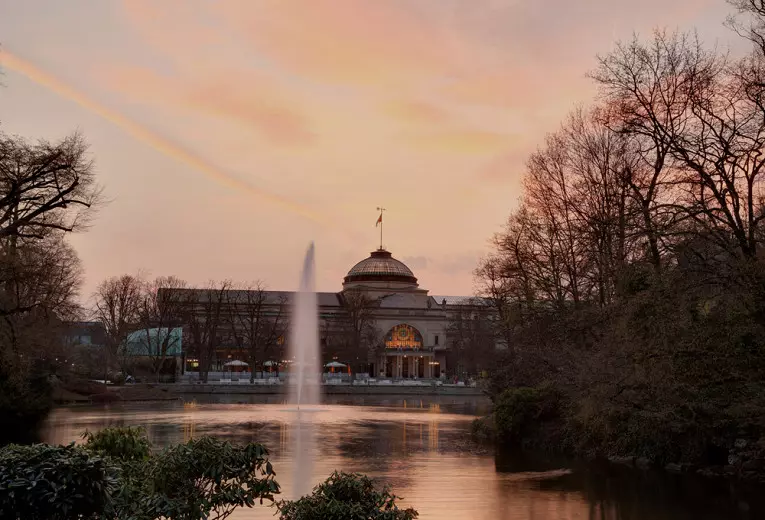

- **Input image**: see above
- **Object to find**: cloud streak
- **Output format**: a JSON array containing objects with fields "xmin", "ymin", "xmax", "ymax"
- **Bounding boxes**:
[{"xmin": 1, "ymin": 50, "xmax": 328, "ymax": 227}]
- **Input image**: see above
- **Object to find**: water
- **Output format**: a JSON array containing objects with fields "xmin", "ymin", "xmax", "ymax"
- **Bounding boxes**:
[
  {"xmin": 39, "ymin": 396, "xmax": 765, "ymax": 519},
  {"xmin": 287, "ymin": 242, "xmax": 321, "ymax": 496}
]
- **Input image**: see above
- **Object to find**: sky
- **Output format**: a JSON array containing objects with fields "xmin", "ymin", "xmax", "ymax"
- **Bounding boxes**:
[{"xmin": 0, "ymin": 0, "xmax": 745, "ymax": 301}]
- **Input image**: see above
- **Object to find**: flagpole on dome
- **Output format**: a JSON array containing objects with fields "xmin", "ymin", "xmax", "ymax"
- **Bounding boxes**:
[{"xmin": 376, "ymin": 207, "xmax": 386, "ymax": 251}]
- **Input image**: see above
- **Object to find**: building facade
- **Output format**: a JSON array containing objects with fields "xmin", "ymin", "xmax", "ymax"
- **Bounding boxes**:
[{"xmin": 167, "ymin": 247, "xmax": 494, "ymax": 378}]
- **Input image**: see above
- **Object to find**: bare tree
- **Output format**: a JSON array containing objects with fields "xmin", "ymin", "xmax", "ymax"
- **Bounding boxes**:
[
  {"xmin": 445, "ymin": 298, "xmax": 495, "ymax": 379},
  {"xmin": 228, "ymin": 282, "xmax": 288, "ymax": 382},
  {"xmin": 134, "ymin": 276, "xmax": 187, "ymax": 381},
  {"xmin": 331, "ymin": 288, "xmax": 382, "ymax": 375},
  {"xmin": 0, "ymin": 131, "xmax": 101, "ymax": 241},
  {"xmin": 728, "ymin": 1, "xmax": 765, "ymax": 57},
  {"xmin": 0, "ymin": 130, "xmax": 98, "ymax": 430},
  {"xmin": 592, "ymin": 31, "xmax": 765, "ymax": 263},
  {"xmin": 182, "ymin": 281, "xmax": 232, "ymax": 383},
  {"xmin": 92, "ymin": 274, "xmax": 142, "ymax": 377}
]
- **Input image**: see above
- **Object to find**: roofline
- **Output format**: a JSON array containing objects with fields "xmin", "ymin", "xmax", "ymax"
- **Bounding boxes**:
[{"xmin": 343, "ymin": 273, "xmax": 418, "ymax": 285}]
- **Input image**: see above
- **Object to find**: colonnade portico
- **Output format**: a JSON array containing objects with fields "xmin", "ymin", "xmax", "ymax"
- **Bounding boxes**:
[{"xmin": 375, "ymin": 351, "xmax": 440, "ymax": 379}]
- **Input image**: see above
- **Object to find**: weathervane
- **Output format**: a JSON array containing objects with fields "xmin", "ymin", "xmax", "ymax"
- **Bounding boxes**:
[{"xmin": 376, "ymin": 207, "xmax": 386, "ymax": 250}]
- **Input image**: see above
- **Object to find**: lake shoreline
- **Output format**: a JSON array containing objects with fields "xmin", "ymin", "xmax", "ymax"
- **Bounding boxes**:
[
  {"xmin": 52, "ymin": 382, "xmax": 486, "ymax": 405},
  {"xmin": 160, "ymin": 383, "xmax": 485, "ymax": 397},
  {"xmin": 472, "ymin": 412, "xmax": 765, "ymax": 485}
]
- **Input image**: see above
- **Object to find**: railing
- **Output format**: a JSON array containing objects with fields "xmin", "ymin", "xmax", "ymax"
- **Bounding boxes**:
[
  {"xmin": 179, "ymin": 371, "xmax": 478, "ymax": 388},
  {"xmin": 383, "ymin": 346, "xmax": 435, "ymax": 353}
]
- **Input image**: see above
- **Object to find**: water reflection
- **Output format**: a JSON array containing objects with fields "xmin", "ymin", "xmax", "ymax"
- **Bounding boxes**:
[{"xmin": 39, "ymin": 395, "xmax": 765, "ymax": 519}]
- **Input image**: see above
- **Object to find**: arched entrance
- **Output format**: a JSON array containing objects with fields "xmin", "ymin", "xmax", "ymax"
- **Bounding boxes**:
[{"xmin": 380, "ymin": 324, "xmax": 434, "ymax": 379}]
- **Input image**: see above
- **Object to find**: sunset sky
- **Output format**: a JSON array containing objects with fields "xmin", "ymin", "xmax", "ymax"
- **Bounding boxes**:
[{"xmin": 0, "ymin": 0, "xmax": 745, "ymax": 300}]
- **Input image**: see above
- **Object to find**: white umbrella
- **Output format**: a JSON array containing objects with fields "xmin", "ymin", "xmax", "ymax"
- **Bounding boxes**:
[
  {"xmin": 224, "ymin": 360, "xmax": 249, "ymax": 367},
  {"xmin": 324, "ymin": 361, "xmax": 346, "ymax": 368},
  {"xmin": 263, "ymin": 360, "xmax": 278, "ymax": 367}
]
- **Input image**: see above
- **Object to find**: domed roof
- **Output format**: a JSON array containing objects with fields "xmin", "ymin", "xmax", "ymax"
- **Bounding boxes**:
[{"xmin": 344, "ymin": 249, "xmax": 418, "ymax": 285}]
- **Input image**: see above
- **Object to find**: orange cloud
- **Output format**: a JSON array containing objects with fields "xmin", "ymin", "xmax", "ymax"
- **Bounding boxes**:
[
  {"xmin": 408, "ymin": 130, "xmax": 512, "ymax": 155},
  {"xmin": 383, "ymin": 100, "xmax": 453, "ymax": 125}
]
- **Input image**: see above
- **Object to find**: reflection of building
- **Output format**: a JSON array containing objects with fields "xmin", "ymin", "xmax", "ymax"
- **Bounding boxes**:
[{"xmin": 166, "ymin": 247, "xmax": 494, "ymax": 378}]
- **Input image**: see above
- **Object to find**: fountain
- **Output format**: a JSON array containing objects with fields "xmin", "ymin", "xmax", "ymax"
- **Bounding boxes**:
[{"xmin": 288, "ymin": 242, "xmax": 321, "ymax": 497}]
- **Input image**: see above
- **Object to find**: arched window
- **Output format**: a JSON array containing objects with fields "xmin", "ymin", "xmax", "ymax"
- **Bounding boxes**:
[{"xmin": 385, "ymin": 324, "xmax": 423, "ymax": 349}]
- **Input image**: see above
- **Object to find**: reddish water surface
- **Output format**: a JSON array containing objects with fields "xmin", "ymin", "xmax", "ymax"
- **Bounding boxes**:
[{"xmin": 40, "ymin": 395, "xmax": 764, "ymax": 519}]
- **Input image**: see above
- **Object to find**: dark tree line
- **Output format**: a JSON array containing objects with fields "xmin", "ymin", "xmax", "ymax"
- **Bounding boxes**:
[
  {"xmin": 90, "ymin": 278, "xmax": 395, "ymax": 383},
  {"xmin": 91, "ymin": 278, "xmax": 291, "ymax": 383},
  {"xmin": 478, "ymin": 2, "xmax": 765, "ymax": 464},
  {"xmin": 0, "ymin": 131, "xmax": 100, "ymax": 434}
]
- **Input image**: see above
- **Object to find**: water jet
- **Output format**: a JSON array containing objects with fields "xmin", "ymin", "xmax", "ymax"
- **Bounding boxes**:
[{"xmin": 288, "ymin": 242, "xmax": 321, "ymax": 497}]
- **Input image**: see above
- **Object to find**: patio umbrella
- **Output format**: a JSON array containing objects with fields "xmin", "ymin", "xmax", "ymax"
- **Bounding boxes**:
[
  {"xmin": 324, "ymin": 361, "xmax": 346, "ymax": 368},
  {"xmin": 263, "ymin": 361, "xmax": 278, "ymax": 367},
  {"xmin": 224, "ymin": 360, "xmax": 249, "ymax": 367}
]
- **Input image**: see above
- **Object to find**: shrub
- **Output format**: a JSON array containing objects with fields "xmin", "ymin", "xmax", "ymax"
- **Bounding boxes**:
[
  {"xmin": 470, "ymin": 415, "xmax": 495, "ymax": 441},
  {"xmin": 0, "ymin": 360, "xmax": 53, "ymax": 443},
  {"xmin": 83, "ymin": 426, "xmax": 151, "ymax": 461},
  {"xmin": 277, "ymin": 471, "xmax": 418, "ymax": 520},
  {"xmin": 493, "ymin": 385, "xmax": 563, "ymax": 446},
  {"xmin": 134, "ymin": 436, "xmax": 280, "ymax": 520},
  {"xmin": 0, "ymin": 443, "xmax": 118, "ymax": 519},
  {"xmin": 1, "ymin": 428, "xmax": 280, "ymax": 520}
]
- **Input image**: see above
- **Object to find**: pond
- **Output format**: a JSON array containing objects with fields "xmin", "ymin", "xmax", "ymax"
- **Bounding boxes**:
[{"xmin": 39, "ymin": 395, "xmax": 764, "ymax": 519}]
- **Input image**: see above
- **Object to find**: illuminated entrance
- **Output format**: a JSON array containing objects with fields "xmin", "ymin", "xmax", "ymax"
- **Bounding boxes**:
[
  {"xmin": 385, "ymin": 324, "xmax": 422, "ymax": 349},
  {"xmin": 380, "ymin": 324, "xmax": 436, "ymax": 378}
]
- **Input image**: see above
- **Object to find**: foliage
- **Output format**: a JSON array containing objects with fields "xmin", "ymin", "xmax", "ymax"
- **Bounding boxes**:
[
  {"xmin": 0, "ymin": 358, "xmax": 52, "ymax": 443},
  {"xmin": 277, "ymin": 471, "xmax": 418, "ymax": 520},
  {"xmin": 470, "ymin": 415, "xmax": 495, "ymax": 442},
  {"xmin": 82, "ymin": 427, "xmax": 280, "ymax": 520},
  {"xmin": 128, "ymin": 435, "xmax": 280, "ymax": 520},
  {"xmin": 83, "ymin": 426, "xmax": 151, "ymax": 462},
  {"xmin": 493, "ymin": 386, "xmax": 563, "ymax": 446},
  {"xmin": 0, "ymin": 443, "xmax": 118, "ymax": 519},
  {"xmin": 478, "ymin": 4, "xmax": 765, "ymax": 466},
  {"xmin": 0, "ymin": 130, "xmax": 99, "ymax": 434},
  {"xmin": 1, "ymin": 428, "xmax": 281, "ymax": 520}
]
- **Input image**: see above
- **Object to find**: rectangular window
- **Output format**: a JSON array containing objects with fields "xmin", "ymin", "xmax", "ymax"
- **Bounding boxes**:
[{"xmin": 434, "ymin": 335, "xmax": 439, "ymax": 345}]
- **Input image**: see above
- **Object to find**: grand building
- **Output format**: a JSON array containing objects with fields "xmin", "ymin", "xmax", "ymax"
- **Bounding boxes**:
[
  {"xmin": 338, "ymin": 247, "xmax": 476, "ymax": 379},
  {"xmin": 170, "ymin": 247, "xmax": 494, "ymax": 379}
]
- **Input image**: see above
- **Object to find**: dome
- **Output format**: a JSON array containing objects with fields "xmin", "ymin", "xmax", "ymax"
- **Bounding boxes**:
[{"xmin": 344, "ymin": 249, "xmax": 418, "ymax": 286}]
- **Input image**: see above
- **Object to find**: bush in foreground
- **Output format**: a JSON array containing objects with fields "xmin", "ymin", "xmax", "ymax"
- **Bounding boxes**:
[
  {"xmin": 0, "ymin": 427, "xmax": 279, "ymax": 520},
  {"xmin": 0, "ymin": 428, "xmax": 418, "ymax": 519},
  {"xmin": 0, "ymin": 443, "xmax": 117, "ymax": 519},
  {"xmin": 278, "ymin": 471, "xmax": 418, "ymax": 520}
]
